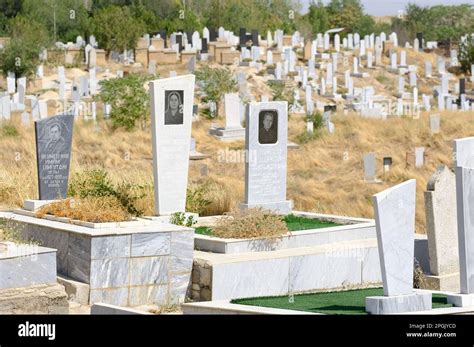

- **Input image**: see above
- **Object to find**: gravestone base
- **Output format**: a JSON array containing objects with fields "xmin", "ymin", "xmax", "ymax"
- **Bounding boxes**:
[
  {"xmin": 24, "ymin": 199, "xmax": 58, "ymax": 212},
  {"xmin": 190, "ymin": 150, "xmax": 209, "ymax": 160},
  {"xmin": 350, "ymin": 72, "xmax": 369, "ymax": 78},
  {"xmin": 200, "ymin": 53, "xmax": 209, "ymax": 61},
  {"xmin": 446, "ymin": 293, "xmax": 474, "ymax": 307},
  {"xmin": 240, "ymin": 200, "xmax": 293, "ymax": 214},
  {"xmin": 209, "ymin": 126, "xmax": 245, "ymax": 141},
  {"xmin": 424, "ymin": 273, "xmax": 460, "ymax": 292},
  {"xmin": 365, "ymin": 292, "xmax": 432, "ymax": 314},
  {"xmin": 143, "ymin": 212, "xmax": 199, "ymax": 224}
]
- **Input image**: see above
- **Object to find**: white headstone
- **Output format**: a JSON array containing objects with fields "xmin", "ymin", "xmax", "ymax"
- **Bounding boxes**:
[
  {"xmin": 241, "ymin": 101, "xmax": 292, "ymax": 214},
  {"xmin": 149, "ymin": 75, "xmax": 195, "ymax": 215},
  {"xmin": 373, "ymin": 179, "xmax": 416, "ymax": 296}
]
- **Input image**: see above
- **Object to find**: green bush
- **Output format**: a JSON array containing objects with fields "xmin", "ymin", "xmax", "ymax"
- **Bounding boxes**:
[
  {"xmin": 296, "ymin": 112, "xmax": 324, "ymax": 144},
  {"xmin": 68, "ymin": 169, "xmax": 148, "ymax": 217},
  {"xmin": 98, "ymin": 73, "xmax": 153, "ymax": 130},
  {"xmin": 170, "ymin": 212, "xmax": 197, "ymax": 228},
  {"xmin": 0, "ymin": 123, "xmax": 19, "ymax": 137},
  {"xmin": 186, "ymin": 184, "xmax": 212, "ymax": 215},
  {"xmin": 195, "ymin": 66, "xmax": 237, "ymax": 118}
]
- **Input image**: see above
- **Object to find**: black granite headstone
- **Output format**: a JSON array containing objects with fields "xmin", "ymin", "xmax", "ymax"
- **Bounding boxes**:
[
  {"xmin": 209, "ymin": 28, "xmax": 217, "ymax": 42},
  {"xmin": 176, "ymin": 34, "xmax": 183, "ymax": 52},
  {"xmin": 201, "ymin": 38, "xmax": 208, "ymax": 53},
  {"xmin": 460, "ymin": 78, "xmax": 466, "ymax": 95},
  {"xmin": 186, "ymin": 31, "xmax": 193, "ymax": 44},
  {"xmin": 383, "ymin": 157, "xmax": 393, "ymax": 166},
  {"xmin": 160, "ymin": 30, "xmax": 167, "ymax": 48},
  {"xmin": 239, "ymin": 28, "xmax": 247, "ymax": 46},
  {"xmin": 35, "ymin": 114, "xmax": 74, "ymax": 200},
  {"xmin": 416, "ymin": 33, "xmax": 423, "ymax": 49},
  {"xmin": 251, "ymin": 30, "xmax": 259, "ymax": 47}
]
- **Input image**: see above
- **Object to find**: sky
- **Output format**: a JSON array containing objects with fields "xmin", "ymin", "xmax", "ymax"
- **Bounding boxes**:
[{"xmin": 299, "ymin": 0, "xmax": 474, "ymax": 16}]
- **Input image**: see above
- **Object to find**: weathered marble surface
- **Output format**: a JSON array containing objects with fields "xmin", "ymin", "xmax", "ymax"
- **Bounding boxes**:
[
  {"xmin": 372, "ymin": 179, "xmax": 416, "ymax": 296},
  {"xmin": 131, "ymin": 232, "xmax": 170, "ymax": 257},
  {"xmin": 0, "ymin": 247, "xmax": 57, "ymax": 290},
  {"xmin": 366, "ymin": 292, "xmax": 432, "ymax": 314},
  {"xmin": 455, "ymin": 166, "xmax": 474, "ymax": 294},
  {"xmin": 454, "ymin": 137, "xmax": 474, "ymax": 168},
  {"xmin": 424, "ymin": 166, "xmax": 459, "ymax": 276},
  {"xmin": 241, "ymin": 101, "xmax": 292, "ymax": 214}
]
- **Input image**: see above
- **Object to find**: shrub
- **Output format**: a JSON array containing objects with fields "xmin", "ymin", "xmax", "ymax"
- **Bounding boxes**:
[
  {"xmin": 268, "ymin": 80, "xmax": 294, "ymax": 112},
  {"xmin": 0, "ymin": 123, "xmax": 19, "ymax": 137},
  {"xmin": 212, "ymin": 208, "xmax": 288, "ymax": 239},
  {"xmin": 98, "ymin": 73, "xmax": 153, "ymax": 130},
  {"xmin": 296, "ymin": 112, "xmax": 324, "ymax": 144},
  {"xmin": 68, "ymin": 169, "xmax": 148, "ymax": 217},
  {"xmin": 195, "ymin": 66, "xmax": 237, "ymax": 118},
  {"xmin": 169, "ymin": 212, "xmax": 197, "ymax": 228},
  {"xmin": 186, "ymin": 184, "xmax": 212, "ymax": 215}
]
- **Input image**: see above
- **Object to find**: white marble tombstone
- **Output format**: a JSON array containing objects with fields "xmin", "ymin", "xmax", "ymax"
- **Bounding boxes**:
[
  {"xmin": 363, "ymin": 152, "xmax": 376, "ymax": 181},
  {"xmin": 447, "ymin": 138, "xmax": 474, "ymax": 306},
  {"xmin": 1, "ymin": 96, "xmax": 11, "ymax": 120},
  {"xmin": 38, "ymin": 100, "xmax": 48, "ymax": 119},
  {"xmin": 211, "ymin": 92, "xmax": 245, "ymax": 141},
  {"xmin": 241, "ymin": 101, "xmax": 292, "ymax": 214},
  {"xmin": 334, "ymin": 34, "xmax": 340, "ymax": 52},
  {"xmin": 21, "ymin": 111, "xmax": 30, "ymax": 127},
  {"xmin": 400, "ymin": 50, "xmax": 407, "ymax": 66},
  {"xmin": 366, "ymin": 179, "xmax": 432, "ymax": 314},
  {"xmin": 415, "ymin": 147, "xmax": 424, "ymax": 167},
  {"xmin": 266, "ymin": 50, "xmax": 273, "ymax": 65},
  {"xmin": 149, "ymin": 75, "xmax": 195, "ymax": 215},
  {"xmin": 425, "ymin": 61, "xmax": 432, "ymax": 78},
  {"xmin": 7, "ymin": 74, "xmax": 15, "ymax": 94},
  {"xmin": 89, "ymin": 68, "xmax": 97, "ymax": 95}
]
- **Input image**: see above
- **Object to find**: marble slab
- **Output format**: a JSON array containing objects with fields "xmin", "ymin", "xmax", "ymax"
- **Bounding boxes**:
[
  {"xmin": 372, "ymin": 179, "xmax": 416, "ymax": 296},
  {"xmin": 366, "ymin": 292, "xmax": 432, "ymax": 314}
]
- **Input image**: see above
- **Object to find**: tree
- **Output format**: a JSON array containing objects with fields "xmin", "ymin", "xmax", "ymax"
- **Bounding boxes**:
[
  {"xmin": 307, "ymin": 0, "xmax": 329, "ymax": 35},
  {"xmin": 91, "ymin": 5, "xmax": 146, "ymax": 54},
  {"xmin": 327, "ymin": 0, "xmax": 364, "ymax": 32},
  {"xmin": 21, "ymin": 0, "xmax": 90, "ymax": 43},
  {"xmin": 195, "ymin": 66, "xmax": 237, "ymax": 118},
  {"xmin": 98, "ymin": 74, "xmax": 152, "ymax": 130},
  {"xmin": 459, "ymin": 36, "xmax": 474, "ymax": 75},
  {"xmin": 0, "ymin": 16, "xmax": 50, "ymax": 79}
]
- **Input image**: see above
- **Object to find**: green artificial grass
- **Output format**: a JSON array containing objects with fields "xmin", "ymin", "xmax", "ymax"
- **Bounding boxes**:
[
  {"xmin": 194, "ymin": 215, "xmax": 341, "ymax": 236},
  {"xmin": 231, "ymin": 288, "xmax": 453, "ymax": 315},
  {"xmin": 283, "ymin": 214, "xmax": 340, "ymax": 231}
]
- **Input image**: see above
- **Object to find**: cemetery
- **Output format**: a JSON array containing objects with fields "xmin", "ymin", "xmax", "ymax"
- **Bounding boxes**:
[{"xmin": 1, "ymin": 1, "xmax": 474, "ymax": 324}]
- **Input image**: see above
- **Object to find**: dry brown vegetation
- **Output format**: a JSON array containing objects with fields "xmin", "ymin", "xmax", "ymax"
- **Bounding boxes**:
[
  {"xmin": 213, "ymin": 208, "xmax": 288, "ymax": 239},
  {"xmin": 36, "ymin": 197, "xmax": 132, "ymax": 223},
  {"xmin": 1, "ymin": 108, "xmax": 474, "ymax": 232},
  {"xmin": 1, "ymin": 55, "xmax": 474, "ymax": 231}
]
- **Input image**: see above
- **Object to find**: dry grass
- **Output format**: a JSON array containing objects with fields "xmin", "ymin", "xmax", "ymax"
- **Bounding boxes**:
[
  {"xmin": 1, "ymin": 109, "xmax": 473, "ymax": 233},
  {"xmin": 36, "ymin": 197, "xmax": 132, "ymax": 223},
  {"xmin": 213, "ymin": 208, "xmax": 288, "ymax": 239},
  {"xmin": 1, "ymin": 55, "xmax": 474, "ymax": 233}
]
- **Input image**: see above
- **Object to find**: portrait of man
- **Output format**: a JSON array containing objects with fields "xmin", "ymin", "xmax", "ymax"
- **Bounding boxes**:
[
  {"xmin": 258, "ymin": 110, "xmax": 278, "ymax": 144},
  {"xmin": 43, "ymin": 122, "xmax": 68, "ymax": 155},
  {"xmin": 164, "ymin": 90, "xmax": 184, "ymax": 125}
]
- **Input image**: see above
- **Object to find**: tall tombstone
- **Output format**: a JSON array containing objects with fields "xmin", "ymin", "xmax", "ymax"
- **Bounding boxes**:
[
  {"xmin": 149, "ymin": 75, "xmax": 195, "ymax": 215},
  {"xmin": 251, "ymin": 30, "xmax": 259, "ymax": 47},
  {"xmin": 240, "ymin": 101, "xmax": 292, "ymax": 214},
  {"xmin": 89, "ymin": 68, "xmax": 97, "ymax": 95},
  {"xmin": 424, "ymin": 166, "xmax": 460, "ymax": 291},
  {"xmin": 239, "ymin": 28, "xmax": 247, "ymax": 47},
  {"xmin": 416, "ymin": 32, "xmax": 423, "ymax": 49},
  {"xmin": 429, "ymin": 114, "xmax": 440, "ymax": 134},
  {"xmin": 363, "ymin": 152, "xmax": 376, "ymax": 182},
  {"xmin": 35, "ymin": 114, "xmax": 74, "ymax": 200},
  {"xmin": 1, "ymin": 96, "xmax": 11, "ymax": 120},
  {"xmin": 209, "ymin": 27, "xmax": 217, "ymax": 42},
  {"xmin": 447, "ymin": 138, "xmax": 474, "ymax": 306},
  {"xmin": 415, "ymin": 147, "xmax": 425, "ymax": 167},
  {"xmin": 366, "ymin": 179, "xmax": 432, "ymax": 314},
  {"xmin": 224, "ymin": 93, "xmax": 243, "ymax": 129}
]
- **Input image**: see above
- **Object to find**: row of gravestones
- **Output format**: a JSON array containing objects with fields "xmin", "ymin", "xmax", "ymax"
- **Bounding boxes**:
[
  {"xmin": 33, "ymin": 74, "xmax": 293, "ymax": 217},
  {"xmin": 367, "ymin": 136, "xmax": 474, "ymax": 313}
]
